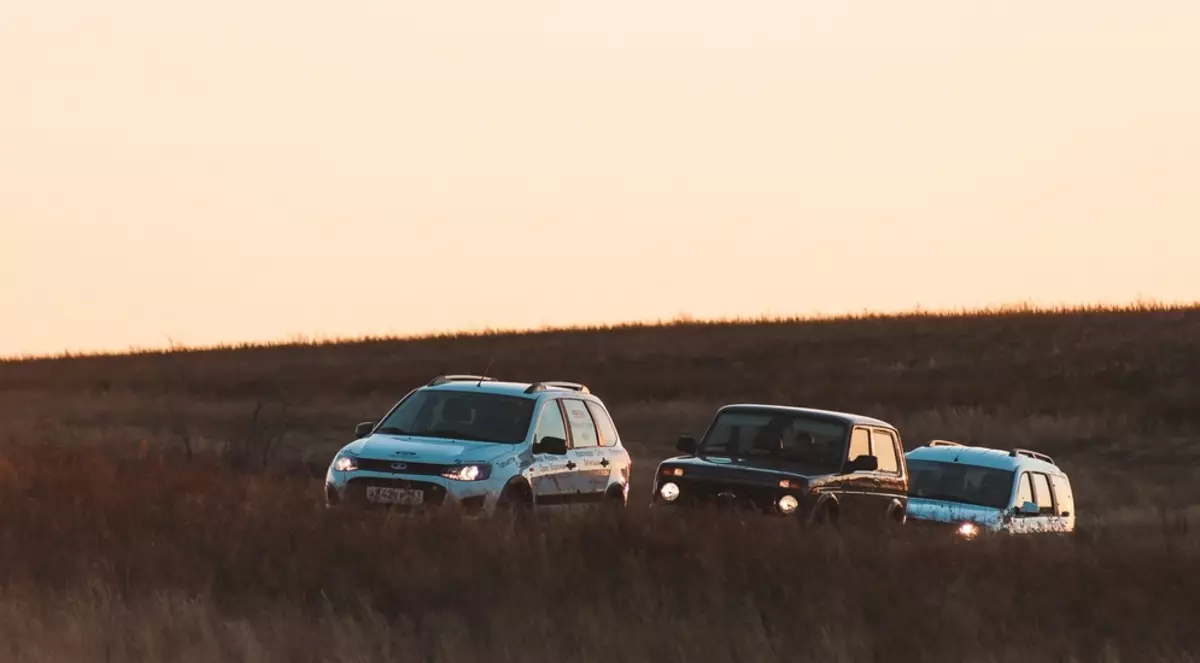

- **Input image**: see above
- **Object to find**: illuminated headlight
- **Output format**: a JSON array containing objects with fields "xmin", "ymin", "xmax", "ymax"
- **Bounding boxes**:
[
  {"xmin": 956, "ymin": 522, "xmax": 980, "ymax": 538},
  {"xmin": 778, "ymin": 495, "xmax": 800, "ymax": 514},
  {"xmin": 333, "ymin": 454, "xmax": 358, "ymax": 472},
  {"xmin": 441, "ymin": 464, "xmax": 491, "ymax": 481},
  {"xmin": 659, "ymin": 481, "xmax": 681, "ymax": 502}
]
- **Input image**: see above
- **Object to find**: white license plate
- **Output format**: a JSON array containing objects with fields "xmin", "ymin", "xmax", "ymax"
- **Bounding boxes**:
[{"xmin": 365, "ymin": 486, "xmax": 424, "ymax": 506}]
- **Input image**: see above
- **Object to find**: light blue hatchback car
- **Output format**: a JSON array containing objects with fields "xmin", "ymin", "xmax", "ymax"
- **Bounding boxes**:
[{"xmin": 904, "ymin": 441, "xmax": 1075, "ymax": 538}]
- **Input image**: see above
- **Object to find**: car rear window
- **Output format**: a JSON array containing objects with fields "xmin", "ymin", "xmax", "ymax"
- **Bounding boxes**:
[
  {"xmin": 585, "ymin": 401, "xmax": 620, "ymax": 447},
  {"xmin": 563, "ymin": 399, "xmax": 599, "ymax": 448}
]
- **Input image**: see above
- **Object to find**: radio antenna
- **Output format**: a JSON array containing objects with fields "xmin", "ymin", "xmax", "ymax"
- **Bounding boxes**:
[{"xmin": 477, "ymin": 354, "xmax": 494, "ymax": 387}]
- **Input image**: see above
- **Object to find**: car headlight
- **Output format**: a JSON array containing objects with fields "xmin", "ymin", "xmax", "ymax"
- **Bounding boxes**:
[
  {"xmin": 778, "ymin": 495, "xmax": 800, "ymax": 514},
  {"xmin": 956, "ymin": 521, "xmax": 980, "ymax": 539},
  {"xmin": 659, "ymin": 481, "xmax": 681, "ymax": 502},
  {"xmin": 333, "ymin": 454, "xmax": 358, "ymax": 472},
  {"xmin": 441, "ymin": 464, "xmax": 491, "ymax": 481}
]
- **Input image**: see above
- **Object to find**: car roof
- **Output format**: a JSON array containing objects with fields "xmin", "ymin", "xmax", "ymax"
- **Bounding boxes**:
[
  {"xmin": 419, "ymin": 377, "xmax": 597, "ymax": 400},
  {"xmin": 716, "ymin": 403, "xmax": 897, "ymax": 429},
  {"xmin": 905, "ymin": 443, "xmax": 1063, "ymax": 475}
]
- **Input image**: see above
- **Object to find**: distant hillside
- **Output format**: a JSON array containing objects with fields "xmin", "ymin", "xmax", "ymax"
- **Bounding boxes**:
[{"xmin": 4, "ymin": 304, "xmax": 1197, "ymax": 425}]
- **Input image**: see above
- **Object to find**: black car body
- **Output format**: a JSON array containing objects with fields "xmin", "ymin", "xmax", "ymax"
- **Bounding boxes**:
[{"xmin": 651, "ymin": 404, "xmax": 909, "ymax": 526}]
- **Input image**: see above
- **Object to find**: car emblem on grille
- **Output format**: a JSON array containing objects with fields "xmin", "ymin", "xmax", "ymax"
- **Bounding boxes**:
[{"xmin": 390, "ymin": 462, "xmax": 408, "ymax": 470}]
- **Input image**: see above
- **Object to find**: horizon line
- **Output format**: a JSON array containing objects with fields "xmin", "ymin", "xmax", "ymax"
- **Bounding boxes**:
[{"xmin": 3, "ymin": 297, "xmax": 1196, "ymax": 363}]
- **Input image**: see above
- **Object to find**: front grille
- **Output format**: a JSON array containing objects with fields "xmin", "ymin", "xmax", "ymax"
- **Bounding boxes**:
[
  {"xmin": 669, "ymin": 478, "xmax": 790, "ymax": 513},
  {"xmin": 345, "ymin": 477, "xmax": 448, "ymax": 509},
  {"xmin": 357, "ymin": 458, "xmax": 449, "ymax": 475}
]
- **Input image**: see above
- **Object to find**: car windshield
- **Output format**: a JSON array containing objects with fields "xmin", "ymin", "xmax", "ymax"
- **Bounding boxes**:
[
  {"xmin": 375, "ymin": 390, "xmax": 536, "ymax": 444},
  {"xmin": 906, "ymin": 459, "xmax": 1015, "ymax": 509},
  {"xmin": 698, "ymin": 410, "xmax": 848, "ymax": 474}
]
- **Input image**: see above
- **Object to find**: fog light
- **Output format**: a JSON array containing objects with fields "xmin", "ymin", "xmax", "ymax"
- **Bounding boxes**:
[
  {"xmin": 659, "ymin": 481, "xmax": 681, "ymax": 502},
  {"xmin": 957, "ymin": 522, "xmax": 979, "ymax": 538},
  {"xmin": 778, "ymin": 495, "xmax": 799, "ymax": 514}
]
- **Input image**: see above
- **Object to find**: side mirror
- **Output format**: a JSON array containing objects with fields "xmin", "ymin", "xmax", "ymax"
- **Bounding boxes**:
[
  {"xmin": 677, "ymin": 435, "xmax": 698, "ymax": 455},
  {"xmin": 355, "ymin": 421, "xmax": 374, "ymax": 438},
  {"xmin": 845, "ymin": 454, "xmax": 878, "ymax": 473},
  {"xmin": 534, "ymin": 435, "xmax": 568, "ymax": 455},
  {"xmin": 1018, "ymin": 501, "xmax": 1040, "ymax": 516}
]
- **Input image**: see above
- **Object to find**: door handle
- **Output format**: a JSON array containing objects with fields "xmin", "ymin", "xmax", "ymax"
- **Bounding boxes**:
[
  {"xmin": 599, "ymin": 458, "xmax": 610, "ymax": 468},
  {"xmin": 566, "ymin": 460, "xmax": 577, "ymax": 470}
]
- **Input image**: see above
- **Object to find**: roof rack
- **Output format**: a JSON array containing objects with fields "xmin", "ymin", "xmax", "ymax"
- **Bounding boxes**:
[
  {"xmin": 427, "ymin": 375, "xmax": 497, "ymax": 387},
  {"xmin": 1010, "ymin": 448, "xmax": 1055, "ymax": 465},
  {"xmin": 927, "ymin": 439, "xmax": 963, "ymax": 447},
  {"xmin": 524, "ymin": 381, "xmax": 590, "ymax": 394}
]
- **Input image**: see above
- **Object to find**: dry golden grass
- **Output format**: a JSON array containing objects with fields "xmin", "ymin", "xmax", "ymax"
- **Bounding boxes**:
[
  {"xmin": 2, "ymin": 305, "xmax": 1200, "ymax": 661},
  {"xmin": 2, "ymin": 445, "xmax": 1200, "ymax": 663}
]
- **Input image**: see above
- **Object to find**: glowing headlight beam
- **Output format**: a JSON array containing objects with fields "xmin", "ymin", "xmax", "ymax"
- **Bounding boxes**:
[
  {"xmin": 441, "ymin": 465, "xmax": 487, "ymax": 481},
  {"xmin": 659, "ymin": 481, "xmax": 681, "ymax": 502},
  {"xmin": 778, "ymin": 495, "xmax": 800, "ymax": 514}
]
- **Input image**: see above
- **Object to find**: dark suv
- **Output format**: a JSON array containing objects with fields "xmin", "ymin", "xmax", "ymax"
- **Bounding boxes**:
[{"xmin": 651, "ymin": 404, "xmax": 909, "ymax": 526}]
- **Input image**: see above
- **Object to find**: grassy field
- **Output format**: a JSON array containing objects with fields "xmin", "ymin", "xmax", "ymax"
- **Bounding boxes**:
[{"xmin": 2, "ymin": 304, "xmax": 1199, "ymax": 661}]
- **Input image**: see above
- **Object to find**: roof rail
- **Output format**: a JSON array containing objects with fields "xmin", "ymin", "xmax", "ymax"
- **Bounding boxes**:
[
  {"xmin": 1010, "ymin": 448, "xmax": 1055, "ymax": 465},
  {"xmin": 524, "ymin": 381, "xmax": 590, "ymax": 394},
  {"xmin": 427, "ymin": 375, "xmax": 497, "ymax": 387},
  {"xmin": 927, "ymin": 439, "xmax": 963, "ymax": 447}
]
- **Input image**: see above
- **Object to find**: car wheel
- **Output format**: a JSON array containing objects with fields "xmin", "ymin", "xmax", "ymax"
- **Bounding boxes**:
[
  {"xmin": 604, "ymin": 485, "xmax": 627, "ymax": 510},
  {"xmin": 496, "ymin": 482, "xmax": 534, "ymax": 519},
  {"xmin": 812, "ymin": 502, "xmax": 839, "ymax": 528}
]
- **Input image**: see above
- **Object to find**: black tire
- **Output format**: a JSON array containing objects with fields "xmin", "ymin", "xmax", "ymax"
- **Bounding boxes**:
[
  {"xmin": 604, "ymin": 485, "xmax": 627, "ymax": 510},
  {"xmin": 496, "ymin": 482, "xmax": 534, "ymax": 519},
  {"xmin": 812, "ymin": 502, "xmax": 839, "ymax": 528}
]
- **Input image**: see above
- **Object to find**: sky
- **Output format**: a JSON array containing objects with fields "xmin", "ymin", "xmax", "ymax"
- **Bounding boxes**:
[{"xmin": 2, "ymin": 0, "xmax": 1198, "ymax": 356}]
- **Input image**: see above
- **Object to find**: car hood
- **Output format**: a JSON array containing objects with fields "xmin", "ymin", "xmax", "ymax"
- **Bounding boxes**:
[
  {"xmin": 347, "ymin": 434, "xmax": 516, "ymax": 464},
  {"xmin": 906, "ymin": 497, "xmax": 1005, "ymax": 530},
  {"xmin": 659, "ymin": 454, "xmax": 829, "ymax": 485}
]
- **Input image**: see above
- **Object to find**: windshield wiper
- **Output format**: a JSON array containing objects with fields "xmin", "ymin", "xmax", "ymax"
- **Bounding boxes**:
[{"xmin": 376, "ymin": 427, "xmax": 410, "ymax": 435}]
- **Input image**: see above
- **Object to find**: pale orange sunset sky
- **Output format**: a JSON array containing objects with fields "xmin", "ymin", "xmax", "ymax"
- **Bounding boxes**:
[{"xmin": 2, "ymin": 1, "xmax": 1198, "ymax": 356}]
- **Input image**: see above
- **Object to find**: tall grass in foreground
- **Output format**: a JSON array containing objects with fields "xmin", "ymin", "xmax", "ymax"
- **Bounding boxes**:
[{"xmin": 1, "ymin": 447, "xmax": 1198, "ymax": 662}]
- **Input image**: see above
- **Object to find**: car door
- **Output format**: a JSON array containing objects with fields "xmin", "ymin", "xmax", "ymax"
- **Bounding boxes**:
[
  {"xmin": 1049, "ymin": 473, "xmax": 1076, "ymax": 532},
  {"xmin": 867, "ymin": 428, "xmax": 907, "ymax": 522},
  {"xmin": 585, "ymin": 400, "xmax": 627, "ymax": 497},
  {"xmin": 1007, "ymin": 471, "xmax": 1059, "ymax": 534},
  {"xmin": 561, "ymin": 398, "xmax": 607, "ymax": 504},
  {"xmin": 528, "ymin": 399, "xmax": 577, "ymax": 507},
  {"xmin": 835, "ymin": 426, "xmax": 878, "ymax": 524}
]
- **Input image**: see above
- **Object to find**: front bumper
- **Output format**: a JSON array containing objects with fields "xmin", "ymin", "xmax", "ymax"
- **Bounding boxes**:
[
  {"xmin": 905, "ymin": 516, "xmax": 995, "ymax": 539},
  {"xmin": 325, "ymin": 469, "xmax": 501, "ymax": 514},
  {"xmin": 650, "ymin": 475, "xmax": 813, "ymax": 517}
]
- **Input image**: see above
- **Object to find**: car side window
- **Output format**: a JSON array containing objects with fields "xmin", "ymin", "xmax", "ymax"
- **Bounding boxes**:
[
  {"xmin": 584, "ymin": 401, "xmax": 619, "ymax": 447},
  {"xmin": 870, "ymin": 429, "xmax": 900, "ymax": 474},
  {"xmin": 563, "ymin": 399, "xmax": 599, "ymax": 448},
  {"xmin": 1031, "ymin": 472, "xmax": 1055, "ymax": 515},
  {"xmin": 535, "ymin": 400, "xmax": 567, "ymax": 445},
  {"xmin": 1015, "ymin": 472, "xmax": 1034, "ymax": 509},
  {"xmin": 848, "ymin": 428, "xmax": 871, "ymax": 462},
  {"xmin": 1050, "ymin": 474, "xmax": 1074, "ymax": 517}
]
